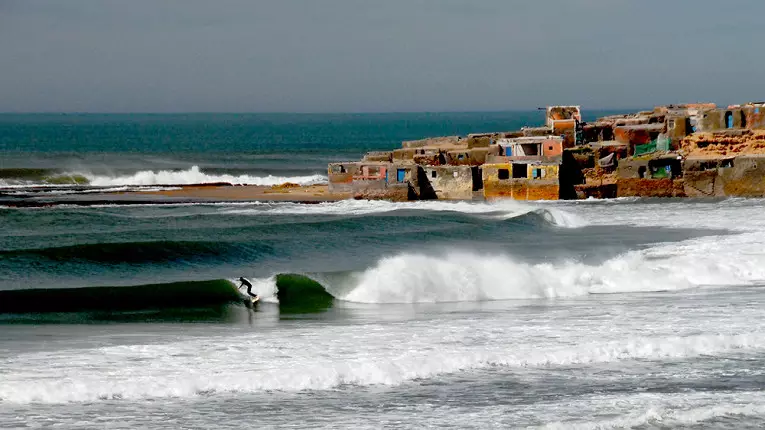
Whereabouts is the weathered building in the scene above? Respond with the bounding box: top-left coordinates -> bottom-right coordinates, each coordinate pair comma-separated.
328,102 -> 765,202
684,155 -> 765,197
418,165 -> 477,200
482,162 -> 560,200
496,136 -> 565,159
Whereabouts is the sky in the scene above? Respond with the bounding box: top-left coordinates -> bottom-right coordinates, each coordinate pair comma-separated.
1,0 -> 763,113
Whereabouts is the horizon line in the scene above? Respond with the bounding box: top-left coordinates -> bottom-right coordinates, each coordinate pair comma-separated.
0,108 -> 646,116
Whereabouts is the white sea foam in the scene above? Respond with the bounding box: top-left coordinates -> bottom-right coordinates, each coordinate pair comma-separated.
80,165 -> 326,186
539,393 -> 765,429
2,186 -> 183,195
0,331 -> 762,404
337,238 -> 765,303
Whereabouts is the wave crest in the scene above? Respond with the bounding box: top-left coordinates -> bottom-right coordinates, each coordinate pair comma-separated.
338,246 -> 765,303
81,165 -> 327,186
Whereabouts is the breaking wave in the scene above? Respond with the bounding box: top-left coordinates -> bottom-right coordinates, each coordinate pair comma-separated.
0,166 -> 326,188
332,244 -> 765,303
83,165 -> 327,186
3,235 -> 764,313
1,331 -> 763,404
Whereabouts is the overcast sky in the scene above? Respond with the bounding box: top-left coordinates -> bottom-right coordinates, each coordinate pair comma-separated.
1,0 -> 763,112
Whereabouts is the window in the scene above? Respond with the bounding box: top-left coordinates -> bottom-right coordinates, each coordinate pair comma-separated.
532,168 -> 543,179
431,170 -> 437,178
498,169 -> 509,180
512,164 -> 527,179
668,119 -> 675,129
520,144 -> 539,156
458,154 -> 465,160
548,145 -> 553,151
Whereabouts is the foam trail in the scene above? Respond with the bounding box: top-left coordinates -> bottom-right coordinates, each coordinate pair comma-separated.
82,166 -> 327,186
539,393 -> 765,429
340,245 -> 765,303
1,331 -> 763,404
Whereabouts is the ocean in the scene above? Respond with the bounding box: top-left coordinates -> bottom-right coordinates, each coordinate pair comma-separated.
2,113 -> 765,429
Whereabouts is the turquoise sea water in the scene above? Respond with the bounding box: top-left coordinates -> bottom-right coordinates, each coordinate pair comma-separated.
3,112 -> 765,428
0,111 -> 612,187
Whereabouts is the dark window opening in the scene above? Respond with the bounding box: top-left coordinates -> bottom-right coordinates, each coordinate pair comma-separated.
431,170 -> 437,178
498,169 -> 510,180
532,168 -> 543,179
721,159 -> 734,168
512,164 -> 527,179
638,166 -> 647,178
520,144 -> 539,156
471,167 -> 483,191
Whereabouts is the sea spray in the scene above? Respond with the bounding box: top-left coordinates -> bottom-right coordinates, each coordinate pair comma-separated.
338,245 -> 765,303
81,165 -> 327,186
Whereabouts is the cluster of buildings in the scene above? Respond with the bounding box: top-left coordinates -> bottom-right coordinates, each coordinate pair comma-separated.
328,102 -> 765,201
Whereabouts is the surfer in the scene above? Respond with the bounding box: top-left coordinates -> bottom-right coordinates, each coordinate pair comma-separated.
238,277 -> 258,301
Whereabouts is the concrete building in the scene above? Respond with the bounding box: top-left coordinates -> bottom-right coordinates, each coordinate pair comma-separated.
482,162 -> 560,200
328,102 -> 765,202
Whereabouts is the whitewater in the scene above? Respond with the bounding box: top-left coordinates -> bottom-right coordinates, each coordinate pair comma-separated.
0,165 -> 327,189
3,198 -> 765,428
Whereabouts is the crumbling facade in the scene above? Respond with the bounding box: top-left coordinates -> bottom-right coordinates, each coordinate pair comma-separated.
328,102 -> 765,201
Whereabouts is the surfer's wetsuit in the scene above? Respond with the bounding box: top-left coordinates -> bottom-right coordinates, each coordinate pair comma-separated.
239,277 -> 258,299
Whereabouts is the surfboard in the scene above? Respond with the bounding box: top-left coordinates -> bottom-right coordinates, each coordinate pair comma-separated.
243,295 -> 259,309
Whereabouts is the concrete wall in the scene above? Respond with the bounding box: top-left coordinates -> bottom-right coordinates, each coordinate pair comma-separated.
616,178 -> 685,197
402,136 -> 462,149
328,162 -> 360,192
582,123 -> 615,144
353,183 -> 410,201
392,148 -> 417,162
541,139 -> 564,157
523,126 -> 552,137
446,148 -> 489,166
497,137 -> 563,158
696,108 -> 746,131
466,136 -> 493,149
665,115 -> 690,149
482,163 -> 560,200
363,151 -> 393,162
616,158 -> 649,179
614,124 -> 665,146
744,106 -> 765,130
546,106 -> 581,128
684,155 -> 765,197
328,163 -> 418,201
418,165 -> 474,200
